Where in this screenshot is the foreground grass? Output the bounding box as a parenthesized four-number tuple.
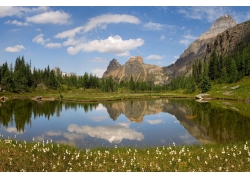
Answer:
(1, 138, 250, 172)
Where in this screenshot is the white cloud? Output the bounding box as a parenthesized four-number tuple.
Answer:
(146, 119, 163, 125)
(5, 20, 30, 26)
(46, 130, 62, 136)
(55, 26, 84, 39)
(67, 124, 144, 144)
(91, 68, 106, 78)
(145, 54, 164, 60)
(5, 127, 25, 134)
(67, 35, 144, 55)
(174, 55, 179, 59)
(143, 22, 166, 31)
(32, 34, 50, 45)
(5, 45, 26, 52)
(0, 6, 26, 17)
(62, 38, 84, 46)
(178, 7, 228, 23)
(116, 51, 130, 57)
(0, 6, 49, 18)
(55, 13, 140, 39)
(89, 57, 108, 63)
(45, 42, 62, 48)
(36, 28, 41, 31)
(26, 10, 71, 25)
(83, 13, 140, 33)
(160, 35, 166, 40)
(95, 104, 106, 111)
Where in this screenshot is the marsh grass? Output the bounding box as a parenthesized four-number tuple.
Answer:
(1, 138, 250, 172)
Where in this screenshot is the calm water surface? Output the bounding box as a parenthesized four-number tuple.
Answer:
(0, 98, 250, 149)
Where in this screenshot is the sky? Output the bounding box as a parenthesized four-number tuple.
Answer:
(1, 1, 250, 78)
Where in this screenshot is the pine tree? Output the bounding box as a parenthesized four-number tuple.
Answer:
(200, 62, 211, 93)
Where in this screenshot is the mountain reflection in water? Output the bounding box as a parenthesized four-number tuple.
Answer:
(0, 99, 250, 148)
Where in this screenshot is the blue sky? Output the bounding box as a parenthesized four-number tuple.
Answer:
(1, 2, 250, 77)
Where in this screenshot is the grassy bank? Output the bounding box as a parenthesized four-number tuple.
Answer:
(1, 77, 250, 103)
(1, 138, 250, 172)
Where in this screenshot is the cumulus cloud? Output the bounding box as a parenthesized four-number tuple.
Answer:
(91, 69, 106, 78)
(67, 124, 144, 144)
(4, 20, 30, 26)
(26, 10, 71, 25)
(89, 57, 108, 63)
(67, 35, 144, 55)
(0, 6, 27, 18)
(55, 13, 140, 39)
(145, 54, 164, 60)
(32, 34, 50, 45)
(146, 119, 163, 125)
(45, 42, 62, 48)
(5, 45, 26, 52)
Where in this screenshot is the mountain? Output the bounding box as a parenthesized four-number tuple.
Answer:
(103, 15, 250, 83)
(163, 14, 236, 77)
(205, 18, 250, 59)
(103, 56, 167, 85)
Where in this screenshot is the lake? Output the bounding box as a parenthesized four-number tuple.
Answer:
(0, 98, 250, 149)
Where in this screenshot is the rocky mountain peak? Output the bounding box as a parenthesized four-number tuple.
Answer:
(127, 56, 144, 64)
(102, 58, 121, 77)
(165, 14, 237, 78)
(199, 14, 236, 40)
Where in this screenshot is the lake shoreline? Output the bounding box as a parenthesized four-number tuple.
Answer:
(0, 92, 248, 103)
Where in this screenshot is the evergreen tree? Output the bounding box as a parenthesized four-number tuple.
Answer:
(200, 62, 211, 93)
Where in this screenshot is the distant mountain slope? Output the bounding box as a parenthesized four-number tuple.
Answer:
(164, 14, 236, 78)
(103, 15, 250, 84)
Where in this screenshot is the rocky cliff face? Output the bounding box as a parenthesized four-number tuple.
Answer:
(205, 19, 250, 59)
(103, 56, 167, 85)
(102, 58, 121, 77)
(164, 14, 236, 77)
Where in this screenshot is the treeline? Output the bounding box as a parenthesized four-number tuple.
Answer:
(2, 43, 249, 94)
(167, 43, 250, 93)
(0, 56, 101, 92)
(0, 56, 165, 93)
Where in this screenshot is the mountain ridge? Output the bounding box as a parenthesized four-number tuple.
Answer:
(102, 15, 250, 84)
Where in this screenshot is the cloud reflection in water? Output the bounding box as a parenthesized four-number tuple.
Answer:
(67, 123, 144, 144)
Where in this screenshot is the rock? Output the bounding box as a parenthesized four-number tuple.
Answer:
(0, 96, 8, 102)
(195, 93, 210, 100)
(205, 18, 250, 59)
(103, 56, 167, 85)
(102, 58, 121, 77)
(223, 91, 232, 95)
(230, 85, 240, 90)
